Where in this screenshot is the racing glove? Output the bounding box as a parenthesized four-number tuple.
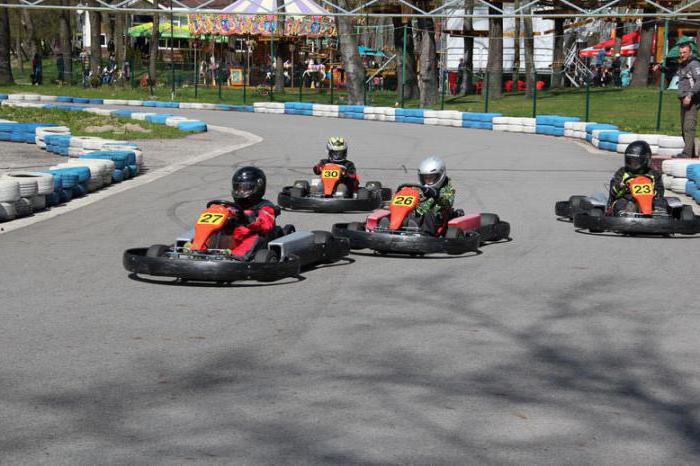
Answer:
(233, 226, 251, 242)
(423, 186, 439, 199)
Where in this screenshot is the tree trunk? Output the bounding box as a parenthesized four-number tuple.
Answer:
(115, 13, 125, 67)
(486, 3, 503, 99)
(523, 4, 535, 98)
(149, 2, 159, 83)
(21, 9, 40, 59)
(416, 17, 438, 106)
(393, 17, 419, 100)
(512, 0, 520, 90)
(59, 1, 72, 83)
(551, 17, 564, 88)
(461, 0, 474, 94)
(631, 12, 654, 87)
(274, 0, 285, 92)
(0, 7, 13, 84)
(336, 0, 365, 104)
(89, 4, 102, 76)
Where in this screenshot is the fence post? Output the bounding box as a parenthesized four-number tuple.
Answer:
(584, 78, 590, 122)
(243, 62, 247, 104)
(441, 69, 446, 110)
(401, 24, 407, 108)
(484, 71, 490, 113)
(330, 67, 334, 105)
(656, 18, 670, 131)
(532, 72, 537, 118)
(299, 73, 303, 101)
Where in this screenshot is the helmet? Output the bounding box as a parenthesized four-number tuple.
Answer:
(231, 166, 266, 208)
(327, 137, 348, 162)
(624, 141, 652, 175)
(418, 156, 447, 189)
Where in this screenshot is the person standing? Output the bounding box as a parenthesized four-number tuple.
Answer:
(56, 54, 65, 84)
(676, 43, 700, 158)
(31, 53, 42, 85)
(80, 48, 90, 87)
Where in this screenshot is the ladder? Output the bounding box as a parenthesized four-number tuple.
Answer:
(564, 44, 592, 87)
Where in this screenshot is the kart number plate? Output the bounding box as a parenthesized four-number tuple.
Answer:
(631, 183, 653, 195)
(322, 169, 341, 179)
(392, 195, 417, 207)
(197, 212, 226, 225)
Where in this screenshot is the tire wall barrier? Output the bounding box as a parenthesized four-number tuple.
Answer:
(1, 93, 697, 206)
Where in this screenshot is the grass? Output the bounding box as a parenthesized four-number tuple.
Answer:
(0, 82, 685, 136)
(0, 106, 186, 140)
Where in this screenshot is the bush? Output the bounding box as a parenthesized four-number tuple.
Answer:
(90, 75, 101, 88)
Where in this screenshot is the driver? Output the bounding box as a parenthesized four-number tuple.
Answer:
(313, 137, 359, 193)
(608, 141, 665, 214)
(415, 156, 455, 235)
(228, 166, 278, 258)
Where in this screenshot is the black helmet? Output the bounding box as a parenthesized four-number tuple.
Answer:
(624, 141, 652, 175)
(231, 166, 266, 208)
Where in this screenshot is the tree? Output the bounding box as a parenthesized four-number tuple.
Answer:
(59, 1, 73, 83)
(461, 0, 474, 94)
(149, 0, 159, 85)
(0, 7, 13, 84)
(393, 17, 419, 100)
(486, 2, 503, 99)
(89, 4, 102, 77)
(631, 12, 655, 87)
(523, 3, 535, 97)
(512, 0, 521, 91)
(416, 16, 438, 106)
(551, 17, 564, 88)
(115, 13, 126, 70)
(336, 0, 365, 104)
(21, 9, 40, 59)
(274, 0, 285, 93)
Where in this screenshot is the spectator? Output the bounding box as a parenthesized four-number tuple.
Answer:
(620, 65, 631, 87)
(199, 60, 207, 86)
(456, 58, 465, 93)
(676, 43, 700, 158)
(79, 48, 90, 88)
(31, 53, 42, 85)
(56, 54, 65, 84)
(612, 54, 621, 86)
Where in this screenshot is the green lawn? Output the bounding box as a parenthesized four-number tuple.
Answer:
(0, 82, 684, 136)
(0, 106, 185, 140)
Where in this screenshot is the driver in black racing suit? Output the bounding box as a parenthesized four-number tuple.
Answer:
(608, 141, 665, 214)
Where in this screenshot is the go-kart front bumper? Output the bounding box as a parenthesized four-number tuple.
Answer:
(332, 223, 480, 255)
(573, 213, 700, 235)
(277, 188, 382, 213)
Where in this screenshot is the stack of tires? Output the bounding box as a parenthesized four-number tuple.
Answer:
(423, 110, 463, 127)
(35, 126, 70, 149)
(253, 102, 285, 114)
(80, 150, 136, 181)
(536, 116, 580, 137)
(492, 117, 536, 133)
(339, 105, 368, 120)
(0, 122, 59, 143)
(0, 171, 55, 221)
(662, 159, 700, 197)
(658, 136, 685, 157)
(687, 164, 700, 204)
(362, 106, 386, 121)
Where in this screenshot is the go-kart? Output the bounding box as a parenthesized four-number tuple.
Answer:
(277, 162, 392, 213)
(123, 200, 350, 283)
(556, 175, 700, 235)
(332, 184, 510, 255)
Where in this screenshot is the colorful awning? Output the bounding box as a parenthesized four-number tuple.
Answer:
(222, 0, 329, 16)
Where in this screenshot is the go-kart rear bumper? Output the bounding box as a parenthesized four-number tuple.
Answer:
(332, 223, 480, 255)
(123, 248, 302, 282)
(574, 213, 700, 235)
(277, 189, 381, 213)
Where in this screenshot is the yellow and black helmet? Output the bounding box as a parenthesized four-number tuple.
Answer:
(326, 137, 348, 162)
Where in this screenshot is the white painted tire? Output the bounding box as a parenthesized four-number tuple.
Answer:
(0, 179, 21, 203)
(14, 197, 33, 217)
(657, 148, 679, 157)
(493, 124, 508, 131)
(670, 177, 688, 193)
(0, 201, 17, 221)
(617, 134, 640, 144)
(658, 136, 685, 149)
(127, 100, 144, 106)
(1, 172, 39, 197)
(662, 174, 674, 189)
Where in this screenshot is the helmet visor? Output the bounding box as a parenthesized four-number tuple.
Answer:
(625, 155, 644, 172)
(329, 150, 346, 161)
(420, 173, 440, 186)
(233, 180, 258, 198)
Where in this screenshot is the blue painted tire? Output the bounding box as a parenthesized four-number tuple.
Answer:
(112, 169, 124, 183)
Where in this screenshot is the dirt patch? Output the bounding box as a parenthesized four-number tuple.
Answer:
(84, 124, 151, 134)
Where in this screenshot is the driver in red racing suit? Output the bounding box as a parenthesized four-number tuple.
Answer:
(228, 166, 278, 258)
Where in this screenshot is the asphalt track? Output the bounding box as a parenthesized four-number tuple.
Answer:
(1, 109, 699, 465)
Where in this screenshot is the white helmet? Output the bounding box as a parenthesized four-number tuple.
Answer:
(418, 156, 447, 189)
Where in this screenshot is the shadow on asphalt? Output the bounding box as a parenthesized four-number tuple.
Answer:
(574, 229, 700, 239)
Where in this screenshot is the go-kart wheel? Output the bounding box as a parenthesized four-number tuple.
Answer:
(380, 188, 392, 201)
(680, 205, 695, 221)
(587, 208, 604, 233)
(452, 209, 466, 219)
(289, 187, 305, 198)
(293, 180, 310, 193)
(146, 244, 170, 258)
(312, 230, 334, 245)
(282, 224, 296, 236)
(335, 184, 350, 198)
(254, 248, 279, 263)
(366, 181, 382, 190)
(445, 227, 465, 239)
(357, 187, 371, 200)
(555, 201, 571, 218)
(480, 213, 499, 226)
(494, 221, 511, 241)
(347, 222, 364, 232)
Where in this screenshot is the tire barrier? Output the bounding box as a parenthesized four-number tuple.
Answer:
(661, 159, 700, 203)
(0, 118, 148, 223)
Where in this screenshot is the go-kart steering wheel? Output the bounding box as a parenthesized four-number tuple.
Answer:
(396, 183, 427, 193)
(207, 200, 239, 209)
